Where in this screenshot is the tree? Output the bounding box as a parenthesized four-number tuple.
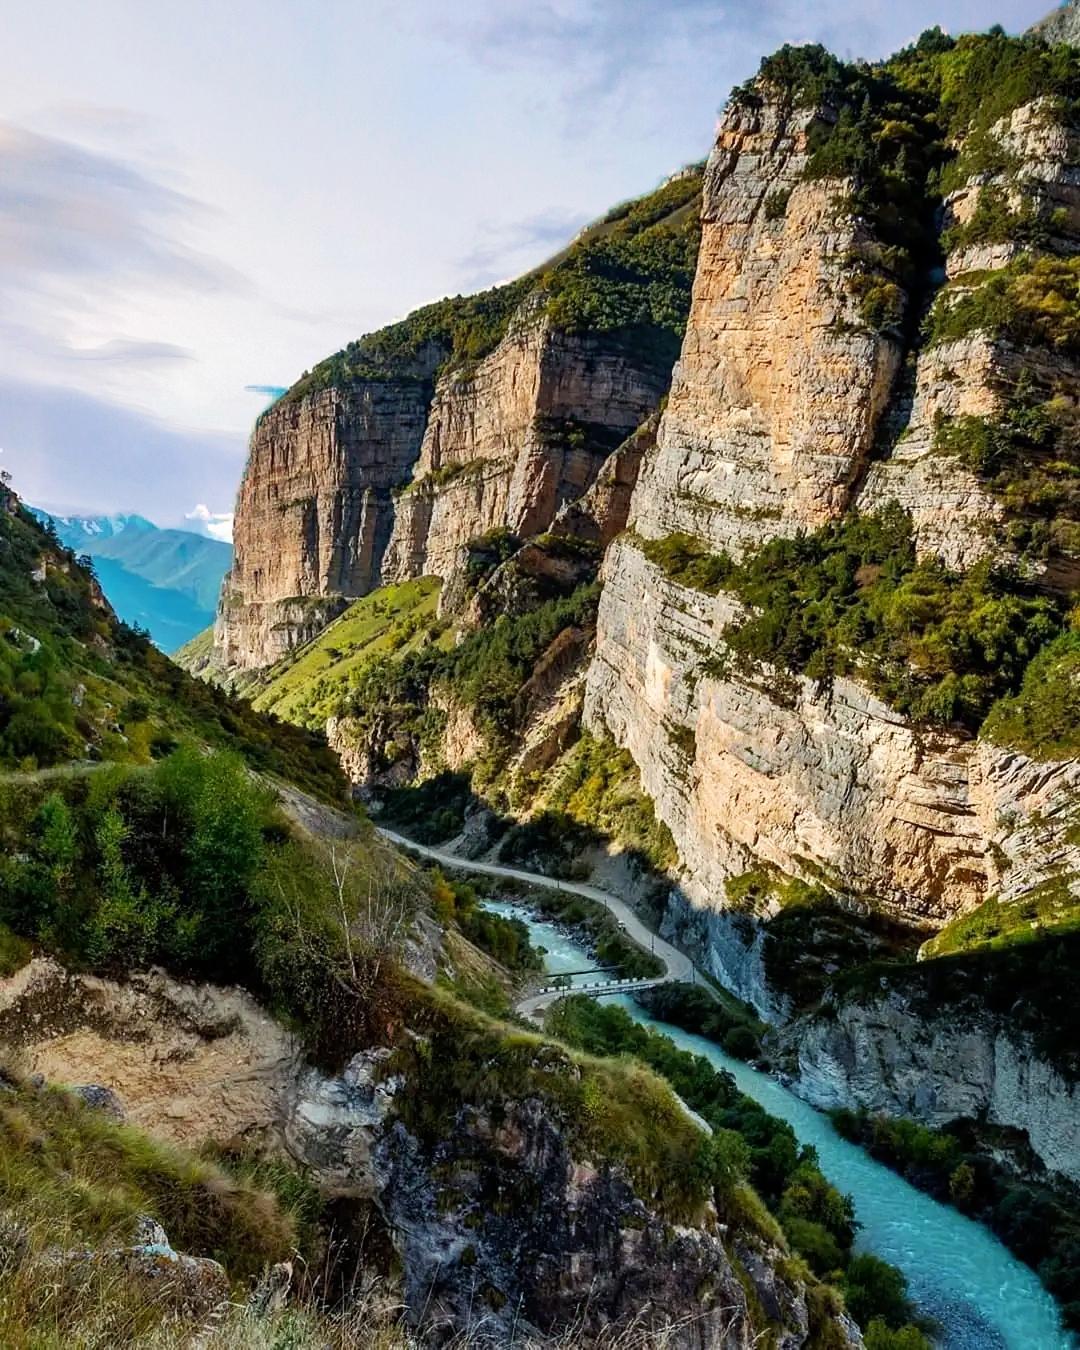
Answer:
(843, 1253, 914, 1330)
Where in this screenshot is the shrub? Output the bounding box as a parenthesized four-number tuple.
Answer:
(926, 256, 1080, 354)
(782, 1216, 844, 1276)
(764, 189, 792, 221)
(723, 1024, 761, 1060)
(638, 532, 734, 594)
(843, 1253, 917, 1330)
(864, 1323, 932, 1350)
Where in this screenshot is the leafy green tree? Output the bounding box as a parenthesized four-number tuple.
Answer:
(843, 1253, 915, 1330)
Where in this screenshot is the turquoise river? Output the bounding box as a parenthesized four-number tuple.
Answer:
(482, 898, 1075, 1350)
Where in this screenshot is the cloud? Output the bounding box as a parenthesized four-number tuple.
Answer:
(0, 118, 252, 415)
(244, 384, 288, 399)
(0, 376, 245, 528)
(0, 121, 247, 294)
(455, 208, 591, 289)
(66, 339, 194, 363)
(428, 1, 737, 100)
(185, 503, 234, 542)
(426, 1, 1041, 114)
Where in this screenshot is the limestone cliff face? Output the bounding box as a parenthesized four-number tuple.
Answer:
(858, 101, 1080, 571)
(1034, 0, 1080, 45)
(780, 992, 1080, 1185)
(555, 411, 660, 548)
(631, 100, 900, 557)
(217, 315, 669, 670)
(216, 375, 434, 668)
(286, 1052, 852, 1348)
(382, 314, 668, 586)
(586, 538, 1080, 928)
(585, 85, 1080, 944)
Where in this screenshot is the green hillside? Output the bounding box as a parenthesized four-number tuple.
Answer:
(0, 487, 341, 800)
(240, 576, 446, 726)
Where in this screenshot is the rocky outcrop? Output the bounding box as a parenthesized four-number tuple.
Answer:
(47, 1216, 229, 1318)
(858, 101, 1080, 571)
(286, 1048, 857, 1348)
(781, 992, 1080, 1186)
(382, 315, 668, 587)
(587, 536, 1080, 941)
(0, 958, 300, 1146)
(553, 411, 660, 548)
(0, 959, 852, 1346)
(217, 375, 435, 669)
(631, 100, 900, 558)
(585, 85, 1080, 945)
(1033, 0, 1080, 45)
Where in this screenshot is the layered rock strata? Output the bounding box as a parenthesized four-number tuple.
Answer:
(630, 99, 901, 557)
(217, 373, 435, 669)
(781, 992, 1080, 1185)
(218, 314, 669, 670)
(586, 85, 1080, 939)
(381, 317, 668, 585)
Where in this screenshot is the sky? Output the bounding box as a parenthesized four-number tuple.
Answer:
(0, 0, 1060, 534)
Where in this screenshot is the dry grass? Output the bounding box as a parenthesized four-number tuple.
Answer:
(0, 1269, 745, 1349)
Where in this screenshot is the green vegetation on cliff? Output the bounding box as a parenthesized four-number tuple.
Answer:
(983, 629, 1080, 758)
(923, 873, 1080, 959)
(926, 257, 1080, 353)
(284, 169, 702, 405)
(737, 30, 1080, 339)
(932, 379, 1080, 571)
(640, 506, 1063, 734)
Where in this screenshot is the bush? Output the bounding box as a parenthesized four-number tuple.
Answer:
(639, 532, 734, 594)
(722, 1024, 761, 1060)
(864, 1323, 932, 1350)
(843, 1254, 917, 1330)
(926, 256, 1080, 354)
(764, 188, 792, 221)
(782, 1216, 844, 1276)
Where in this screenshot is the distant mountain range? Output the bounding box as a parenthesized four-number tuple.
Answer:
(31, 510, 230, 653)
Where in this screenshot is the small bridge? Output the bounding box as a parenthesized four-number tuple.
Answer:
(533, 975, 664, 1000)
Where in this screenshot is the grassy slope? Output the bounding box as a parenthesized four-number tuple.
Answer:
(0, 494, 345, 801)
(246, 577, 443, 726)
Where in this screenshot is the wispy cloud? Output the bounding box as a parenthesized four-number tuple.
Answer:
(0, 121, 247, 294)
(455, 208, 591, 289)
(244, 384, 288, 399)
(66, 338, 194, 363)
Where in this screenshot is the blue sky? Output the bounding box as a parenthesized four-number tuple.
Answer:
(0, 0, 1059, 529)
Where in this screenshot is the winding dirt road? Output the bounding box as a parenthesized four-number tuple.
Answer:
(375, 826, 704, 1015)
